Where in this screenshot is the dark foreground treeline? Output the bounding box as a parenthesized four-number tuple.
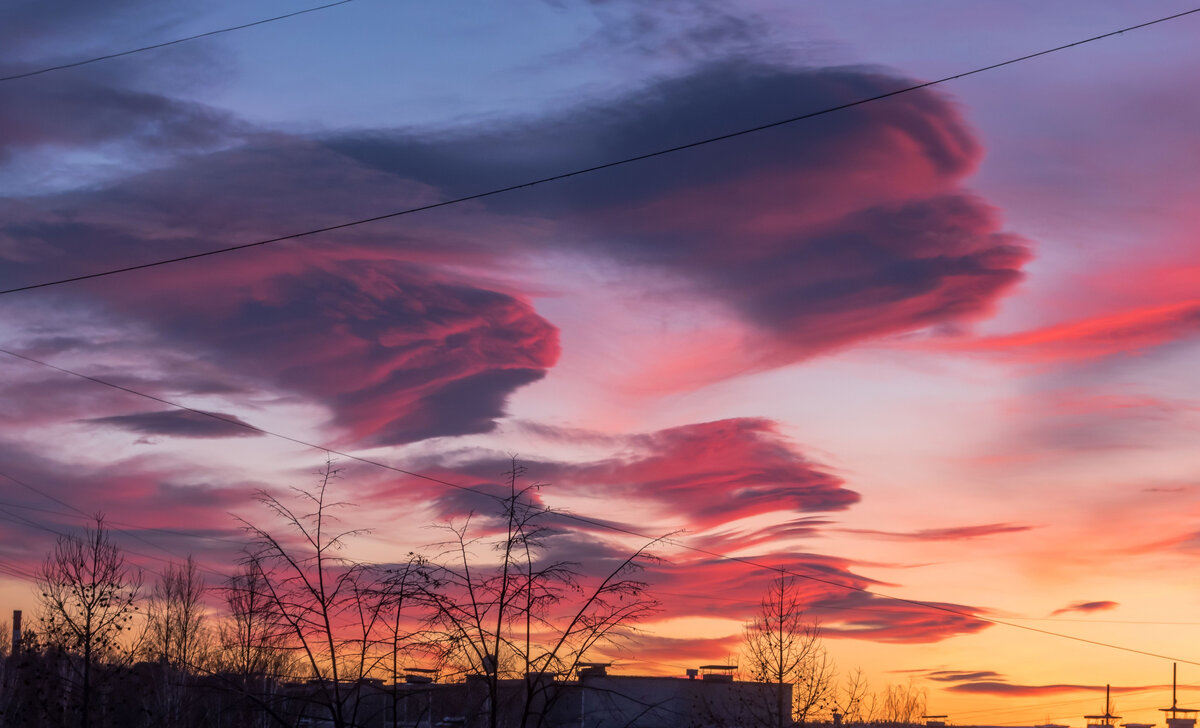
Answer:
(0, 649, 456, 728)
(0, 461, 661, 728)
(0, 462, 931, 728)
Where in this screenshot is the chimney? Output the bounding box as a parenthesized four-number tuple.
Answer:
(11, 610, 20, 654)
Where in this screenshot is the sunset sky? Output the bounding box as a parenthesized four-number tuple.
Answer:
(3, 1, 1200, 724)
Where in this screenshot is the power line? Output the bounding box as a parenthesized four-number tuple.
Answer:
(0, 502, 230, 584)
(0, 468, 238, 583)
(0, 0, 355, 83)
(651, 589, 1200, 626)
(3, 5, 1199, 297)
(2, 346, 1198, 666)
(1, 500, 1176, 630)
(950, 686, 1166, 720)
(0, 494, 244, 546)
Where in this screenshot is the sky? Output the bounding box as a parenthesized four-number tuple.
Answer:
(2, 0, 1200, 723)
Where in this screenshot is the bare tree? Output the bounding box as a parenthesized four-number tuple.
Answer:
(743, 575, 835, 728)
(423, 459, 660, 728)
(877, 680, 927, 725)
(373, 553, 438, 728)
(35, 515, 142, 728)
(218, 563, 295, 681)
(831, 667, 871, 725)
(210, 562, 300, 728)
(235, 459, 392, 728)
(141, 556, 210, 727)
(144, 555, 208, 668)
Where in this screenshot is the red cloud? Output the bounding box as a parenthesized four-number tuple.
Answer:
(50, 258, 557, 446)
(932, 300, 1200, 364)
(405, 418, 858, 533)
(383, 421, 980, 645)
(331, 62, 1030, 371)
(839, 523, 1034, 542)
(596, 634, 746, 675)
(0, 444, 254, 584)
(648, 553, 988, 644)
(551, 419, 859, 530)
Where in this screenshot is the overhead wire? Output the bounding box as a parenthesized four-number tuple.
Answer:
(650, 588, 1200, 626)
(0, 5, 1197, 297)
(0, 468, 240, 584)
(1, 1, 1198, 677)
(0, 0, 356, 83)
(0, 501, 231, 584)
(0, 486, 243, 546)
(2, 347, 1199, 667)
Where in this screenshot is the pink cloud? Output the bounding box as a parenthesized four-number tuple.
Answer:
(331, 62, 1030, 373)
(931, 300, 1200, 364)
(839, 523, 1035, 542)
(551, 419, 859, 529)
(406, 418, 859, 532)
(597, 633, 745, 673)
(649, 553, 988, 644)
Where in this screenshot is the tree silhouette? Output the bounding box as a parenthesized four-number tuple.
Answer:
(236, 459, 396, 728)
(422, 459, 660, 728)
(743, 574, 834, 728)
(34, 515, 142, 728)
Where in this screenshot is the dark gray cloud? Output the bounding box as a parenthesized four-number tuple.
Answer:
(86, 409, 263, 438)
(1, 61, 1028, 448)
(926, 670, 1004, 682)
(0, 79, 245, 162)
(329, 61, 1029, 361)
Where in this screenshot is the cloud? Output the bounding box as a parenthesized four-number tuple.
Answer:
(696, 518, 833, 554)
(839, 523, 1034, 542)
(925, 670, 1004, 682)
(815, 595, 988, 643)
(176, 262, 560, 446)
(1051, 600, 1119, 616)
(921, 668, 1177, 697)
(649, 553, 988, 643)
(2, 60, 1030, 447)
(330, 61, 1030, 370)
(387, 420, 981, 643)
(945, 681, 1137, 697)
(996, 387, 1200, 455)
(598, 633, 745, 671)
(932, 300, 1200, 365)
(0, 78, 244, 162)
(3, 256, 560, 446)
(413, 418, 858, 532)
(86, 409, 263, 438)
(0, 441, 256, 580)
(0, 0, 185, 62)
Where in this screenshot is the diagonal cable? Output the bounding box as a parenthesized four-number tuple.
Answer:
(2, 345, 1198, 665)
(0, 0, 355, 82)
(2, 5, 1198, 296)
